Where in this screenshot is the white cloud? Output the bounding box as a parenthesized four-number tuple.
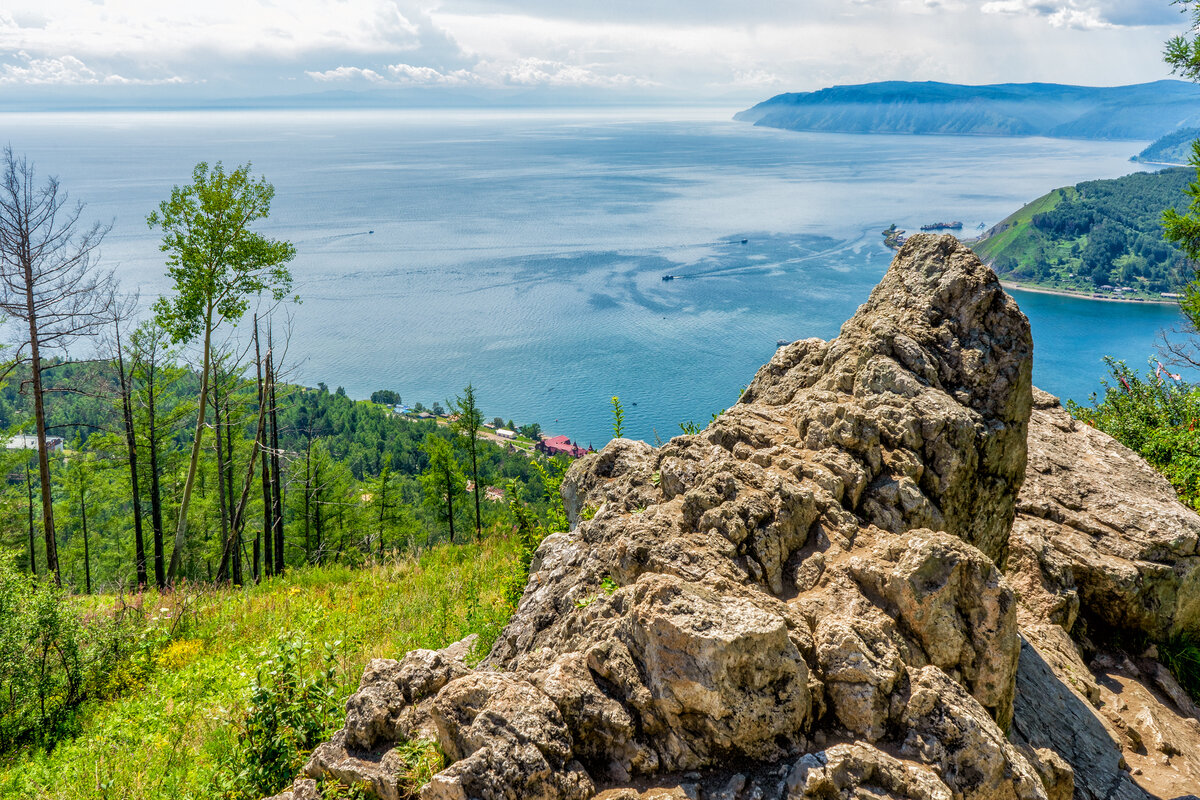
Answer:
(485, 57, 656, 88)
(387, 63, 476, 85)
(0, 0, 1185, 100)
(980, 0, 1130, 28)
(304, 57, 654, 89)
(0, 51, 185, 85)
(1048, 7, 1115, 28)
(305, 66, 387, 82)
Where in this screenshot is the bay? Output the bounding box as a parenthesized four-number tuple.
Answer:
(0, 108, 1182, 446)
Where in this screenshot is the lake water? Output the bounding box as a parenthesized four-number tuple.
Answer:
(0, 108, 1183, 446)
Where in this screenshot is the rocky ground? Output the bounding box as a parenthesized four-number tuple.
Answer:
(270, 235, 1200, 800)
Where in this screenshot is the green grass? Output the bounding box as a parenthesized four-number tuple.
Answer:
(972, 186, 1071, 264)
(0, 536, 520, 800)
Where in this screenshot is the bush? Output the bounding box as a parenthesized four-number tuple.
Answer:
(0, 559, 196, 752)
(1160, 634, 1200, 703)
(1068, 358, 1200, 508)
(0, 560, 85, 748)
(215, 636, 341, 799)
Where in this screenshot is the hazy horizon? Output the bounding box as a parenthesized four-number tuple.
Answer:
(0, 1, 1189, 110)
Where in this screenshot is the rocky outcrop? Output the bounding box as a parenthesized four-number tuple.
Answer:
(279, 235, 1200, 800)
(1009, 389, 1200, 642)
(1006, 390, 1200, 799)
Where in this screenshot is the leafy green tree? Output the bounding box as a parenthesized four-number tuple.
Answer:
(419, 435, 465, 543)
(611, 396, 625, 439)
(451, 384, 484, 540)
(1070, 358, 1200, 508)
(148, 162, 296, 583)
(1164, 3, 1200, 329)
(371, 389, 401, 406)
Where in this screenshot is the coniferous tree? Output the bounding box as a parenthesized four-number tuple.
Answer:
(450, 384, 484, 541)
(420, 435, 465, 543)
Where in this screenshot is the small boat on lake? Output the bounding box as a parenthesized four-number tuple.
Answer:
(777, 339, 790, 346)
(662, 274, 676, 281)
(741, 238, 749, 244)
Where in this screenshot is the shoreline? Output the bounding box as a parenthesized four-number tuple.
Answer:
(1000, 281, 1180, 306)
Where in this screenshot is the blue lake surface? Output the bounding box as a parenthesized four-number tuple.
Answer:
(0, 108, 1183, 446)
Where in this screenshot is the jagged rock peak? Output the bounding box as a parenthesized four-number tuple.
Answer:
(281, 235, 1200, 799)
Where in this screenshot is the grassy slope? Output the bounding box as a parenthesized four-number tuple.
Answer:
(0, 537, 519, 800)
(972, 187, 1071, 265)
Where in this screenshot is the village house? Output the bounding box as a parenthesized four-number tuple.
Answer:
(4, 435, 64, 453)
(536, 435, 590, 459)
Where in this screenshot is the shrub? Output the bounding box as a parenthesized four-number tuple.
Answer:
(1069, 358, 1200, 508)
(0, 559, 84, 749)
(215, 636, 341, 799)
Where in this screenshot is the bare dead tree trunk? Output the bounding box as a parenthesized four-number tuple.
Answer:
(224, 391, 240, 586)
(268, 330, 284, 575)
(378, 466, 389, 559)
(25, 459, 35, 577)
(445, 461, 456, 544)
(147, 372, 166, 588)
(211, 361, 231, 581)
(26, 306, 57, 580)
(255, 319, 272, 578)
(217, 387, 268, 580)
(78, 466, 91, 595)
(303, 429, 312, 564)
(115, 318, 147, 589)
(0, 147, 117, 585)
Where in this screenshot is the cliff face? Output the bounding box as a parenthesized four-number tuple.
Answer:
(274, 235, 1200, 800)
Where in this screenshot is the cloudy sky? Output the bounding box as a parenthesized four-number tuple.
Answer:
(0, 0, 1190, 105)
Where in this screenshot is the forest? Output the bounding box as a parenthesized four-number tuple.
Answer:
(973, 167, 1195, 293)
(1133, 126, 1200, 164)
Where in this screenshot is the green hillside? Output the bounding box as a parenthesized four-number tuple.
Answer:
(1133, 127, 1200, 165)
(971, 168, 1194, 297)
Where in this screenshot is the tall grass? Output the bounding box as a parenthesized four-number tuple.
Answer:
(0, 536, 519, 800)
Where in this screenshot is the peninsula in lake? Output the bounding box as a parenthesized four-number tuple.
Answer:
(736, 80, 1200, 140)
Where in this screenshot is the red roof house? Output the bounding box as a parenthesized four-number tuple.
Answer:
(536, 435, 589, 459)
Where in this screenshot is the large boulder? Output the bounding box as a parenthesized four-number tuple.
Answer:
(1005, 389, 1200, 799)
(1009, 388, 1200, 641)
(287, 235, 1199, 800)
(289, 235, 1045, 800)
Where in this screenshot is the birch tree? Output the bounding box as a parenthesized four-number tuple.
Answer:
(149, 161, 295, 584)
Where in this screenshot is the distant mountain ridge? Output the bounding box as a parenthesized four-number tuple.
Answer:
(736, 80, 1200, 140)
(1133, 127, 1200, 164)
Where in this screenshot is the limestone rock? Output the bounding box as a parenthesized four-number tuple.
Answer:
(290, 236, 1200, 800)
(1011, 389, 1200, 641)
(295, 236, 1046, 799)
(785, 743, 953, 800)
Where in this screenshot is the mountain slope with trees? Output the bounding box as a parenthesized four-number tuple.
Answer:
(736, 80, 1200, 140)
(971, 167, 1194, 294)
(1133, 127, 1200, 164)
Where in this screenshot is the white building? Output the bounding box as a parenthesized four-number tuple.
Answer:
(495, 428, 516, 439)
(4, 435, 64, 453)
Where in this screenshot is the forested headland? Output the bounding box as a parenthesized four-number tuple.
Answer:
(1133, 127, 1200, 164)
(970, 167, 1194, 296)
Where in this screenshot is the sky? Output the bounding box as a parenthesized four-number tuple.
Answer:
(0, 0, 1191, 106)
